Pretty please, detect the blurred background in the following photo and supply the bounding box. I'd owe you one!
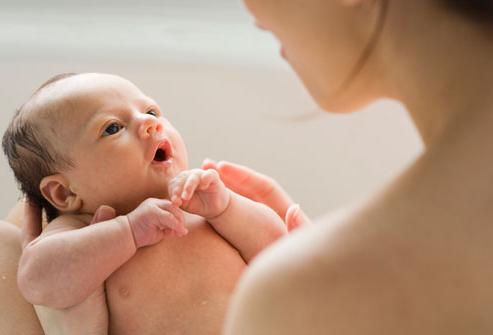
[0,0,423,219]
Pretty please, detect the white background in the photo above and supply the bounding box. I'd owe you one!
[0,0,423,219]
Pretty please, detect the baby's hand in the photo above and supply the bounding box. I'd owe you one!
[169,169,231,219]
[126,198,188,248]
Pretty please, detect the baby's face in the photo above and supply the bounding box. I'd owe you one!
[50,73,188,215]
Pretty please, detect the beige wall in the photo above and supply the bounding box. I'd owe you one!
[0,2,423,219]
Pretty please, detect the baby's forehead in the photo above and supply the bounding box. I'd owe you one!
[27,73,157,141]
[24,94,82,153]
[32,74,141,121]
[38,73,137,106]
[24,80,97,144]
[28,86,83,130]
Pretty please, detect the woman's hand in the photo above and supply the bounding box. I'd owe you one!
[23,201,115,335]
[201,159,310,231]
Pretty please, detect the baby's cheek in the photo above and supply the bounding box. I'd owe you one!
[77,178,124,214]
[168,130,188,169]
[78,195,101,216]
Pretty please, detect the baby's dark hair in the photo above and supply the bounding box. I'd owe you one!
[2,73,79,222]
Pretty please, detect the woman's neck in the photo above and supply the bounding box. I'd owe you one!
[383,1,493,150]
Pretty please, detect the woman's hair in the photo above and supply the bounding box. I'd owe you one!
[2,73,78,222]
[337,0,492,100]
[440,0,493,22]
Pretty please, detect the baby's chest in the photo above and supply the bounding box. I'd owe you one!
[105,222,246,335]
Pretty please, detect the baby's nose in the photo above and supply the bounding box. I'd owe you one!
[139,117,162,138]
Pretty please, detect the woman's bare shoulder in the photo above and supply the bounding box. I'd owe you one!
[225,202,438,335]
[227,185,493,335]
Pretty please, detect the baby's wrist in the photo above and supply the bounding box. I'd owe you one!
[117,215,139,250]
[206,189,233,222]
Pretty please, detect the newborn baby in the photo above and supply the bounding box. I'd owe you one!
[2,73,287,334]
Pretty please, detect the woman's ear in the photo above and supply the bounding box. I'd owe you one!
[40,174,82,213]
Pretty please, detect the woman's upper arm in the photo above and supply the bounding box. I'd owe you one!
[0,221,44,334]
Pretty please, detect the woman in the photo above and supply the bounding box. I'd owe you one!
[223,0,493,333]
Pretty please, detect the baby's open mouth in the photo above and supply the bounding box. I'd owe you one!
[152,139,172,163]
[154,148,167,162]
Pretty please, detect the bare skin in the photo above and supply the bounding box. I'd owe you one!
[5,2,493,331]
[224,0,493,334]
[0,207,246,335]
[105,164,305,334]
[106,215,246,335]
[0,221,43,335]
[0,160,305,334]
[3,73,290,335]
[5,200,26,228]
[227,144,493,333]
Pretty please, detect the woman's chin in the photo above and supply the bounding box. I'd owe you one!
[313,87,380,114]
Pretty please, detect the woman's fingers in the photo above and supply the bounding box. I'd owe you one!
[202,159,294,219]
[22,199,43,248]
[285,204,311,232]
[90,205,117,225]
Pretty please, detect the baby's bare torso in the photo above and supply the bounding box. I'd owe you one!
[106,215,246,335]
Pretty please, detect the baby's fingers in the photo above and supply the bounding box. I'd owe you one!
[198,169,219,191]
[148,198,187,235]
[169,173,188,206]
[156,209,188,236]
[182,172,201,201]
[201,158,218,171]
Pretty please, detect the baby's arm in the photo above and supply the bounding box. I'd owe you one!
[202,159,311,231]
[170,169,287,263]
[18,198,187,309]
[209,192,288,262]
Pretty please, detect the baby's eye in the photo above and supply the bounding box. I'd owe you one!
[102,122,123,136]
[147,109,158,117]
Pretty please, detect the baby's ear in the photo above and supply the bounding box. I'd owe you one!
[40,174,82,213]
